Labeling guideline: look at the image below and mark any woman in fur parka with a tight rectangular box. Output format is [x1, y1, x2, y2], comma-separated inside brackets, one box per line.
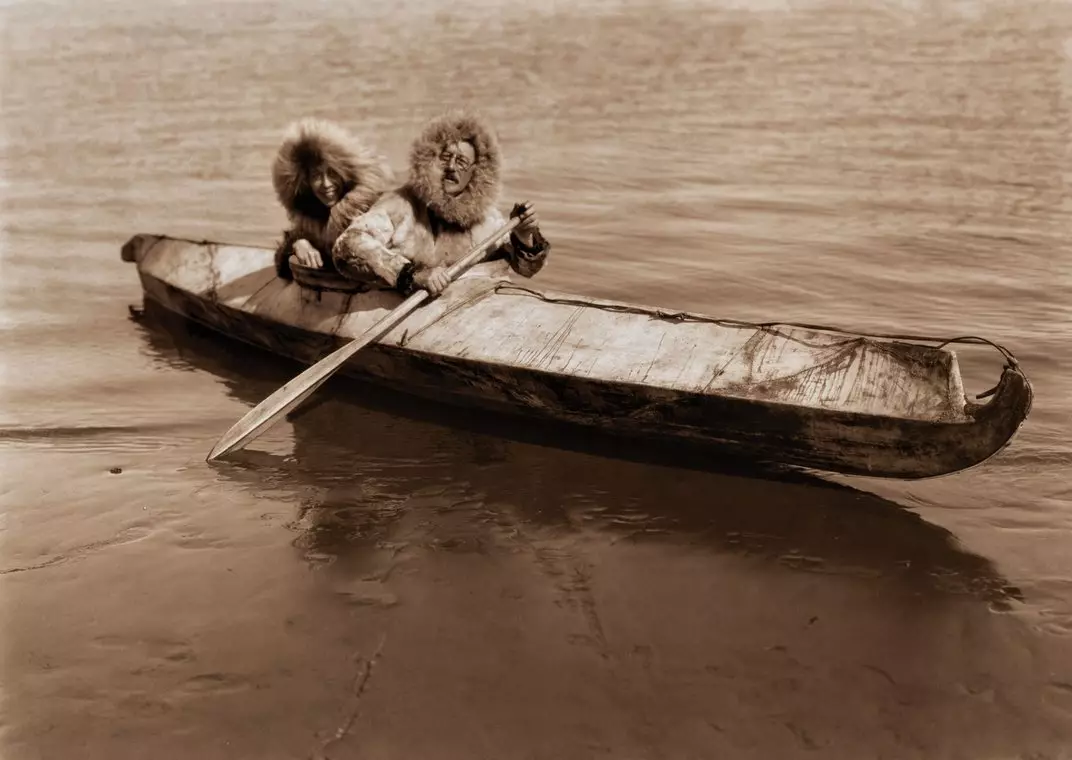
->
[331, 109, 549, 296]
[271, 118, 395, 280]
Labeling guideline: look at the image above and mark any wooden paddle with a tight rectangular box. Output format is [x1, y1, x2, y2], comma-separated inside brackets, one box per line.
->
[206, 216, 522, 462]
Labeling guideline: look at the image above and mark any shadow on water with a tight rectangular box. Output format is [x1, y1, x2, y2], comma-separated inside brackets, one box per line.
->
[129, 298, 1023, 608]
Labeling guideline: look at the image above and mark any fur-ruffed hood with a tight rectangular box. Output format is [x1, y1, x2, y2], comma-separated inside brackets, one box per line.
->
[408, 109, 502, 229]
[271, 117, 394, 226]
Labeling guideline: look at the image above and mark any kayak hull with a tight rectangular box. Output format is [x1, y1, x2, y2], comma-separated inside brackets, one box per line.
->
[121, 233, 1033, 479]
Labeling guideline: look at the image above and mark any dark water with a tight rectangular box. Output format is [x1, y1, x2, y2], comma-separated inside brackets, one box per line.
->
[3, 0, 1072, 757]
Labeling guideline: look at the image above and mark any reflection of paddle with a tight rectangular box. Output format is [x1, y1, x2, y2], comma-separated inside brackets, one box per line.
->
[206, 217, 521, 462]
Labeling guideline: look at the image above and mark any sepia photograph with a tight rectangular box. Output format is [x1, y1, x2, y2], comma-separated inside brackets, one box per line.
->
[2, 0, 1070, 757]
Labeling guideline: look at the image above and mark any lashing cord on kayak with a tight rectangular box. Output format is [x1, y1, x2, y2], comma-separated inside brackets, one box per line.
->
[492, 283, 1021, 399]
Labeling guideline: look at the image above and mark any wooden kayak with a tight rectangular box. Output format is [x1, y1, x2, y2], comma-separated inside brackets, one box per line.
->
[120, 233, 1032, 479]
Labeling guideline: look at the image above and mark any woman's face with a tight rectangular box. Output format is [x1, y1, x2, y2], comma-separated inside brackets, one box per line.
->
[310, 167, 342, 207]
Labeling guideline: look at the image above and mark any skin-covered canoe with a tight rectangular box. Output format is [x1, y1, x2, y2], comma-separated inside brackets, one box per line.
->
[120, 233, 1032, 479]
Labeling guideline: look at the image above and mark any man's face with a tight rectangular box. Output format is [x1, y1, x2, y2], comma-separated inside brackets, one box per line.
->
[439, 140, 476, 196]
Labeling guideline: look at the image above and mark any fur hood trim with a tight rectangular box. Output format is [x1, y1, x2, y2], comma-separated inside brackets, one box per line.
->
[272, 117, 394, 223]
[408, 109, 501, 229]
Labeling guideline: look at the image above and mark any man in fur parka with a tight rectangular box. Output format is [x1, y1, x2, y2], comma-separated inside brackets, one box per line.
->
[271, 118, 395, 280]
[331, 109, 549, 296]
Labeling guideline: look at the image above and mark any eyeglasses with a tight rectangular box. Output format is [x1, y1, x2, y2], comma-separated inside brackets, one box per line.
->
[439, 150, 473, 171]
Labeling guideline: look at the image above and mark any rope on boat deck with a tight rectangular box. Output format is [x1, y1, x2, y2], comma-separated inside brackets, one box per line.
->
[493, 284, 1022, 399]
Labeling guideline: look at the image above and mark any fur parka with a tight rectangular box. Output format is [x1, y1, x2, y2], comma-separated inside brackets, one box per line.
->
[331, 109, 549, 293]
[271, 118, 395, 280]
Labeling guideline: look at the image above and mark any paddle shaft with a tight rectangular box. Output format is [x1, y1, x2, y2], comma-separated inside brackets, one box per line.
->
[206, 216, 522, 461]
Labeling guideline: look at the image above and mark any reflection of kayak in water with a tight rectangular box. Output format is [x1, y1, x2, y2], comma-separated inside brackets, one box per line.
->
[128, 299, 1023, 609]
[121, 233, 1032, 480]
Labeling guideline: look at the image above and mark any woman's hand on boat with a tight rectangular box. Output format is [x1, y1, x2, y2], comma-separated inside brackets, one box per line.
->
[510, 201, 540, 245]
[290, 239, 323, 269]
[412, 266, 451, 296]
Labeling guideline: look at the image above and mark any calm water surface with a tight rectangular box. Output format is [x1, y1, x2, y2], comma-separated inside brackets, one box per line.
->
[2, 0, 1071, 757]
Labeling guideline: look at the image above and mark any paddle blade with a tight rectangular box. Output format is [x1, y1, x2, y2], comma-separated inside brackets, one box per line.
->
[205, 289, 429, 461]
[206, 356, 340, 461]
